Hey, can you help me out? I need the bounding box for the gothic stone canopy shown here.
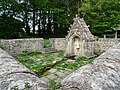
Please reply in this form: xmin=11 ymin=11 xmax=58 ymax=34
xmin=66 ymin=15 xmax=94 ymax=41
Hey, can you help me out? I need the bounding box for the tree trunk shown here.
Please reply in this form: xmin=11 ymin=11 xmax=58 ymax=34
xmin=33 ymin=6 xmax=35 ymax=36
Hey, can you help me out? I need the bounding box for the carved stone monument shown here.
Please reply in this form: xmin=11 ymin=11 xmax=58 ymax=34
xmin=65 ymin=15 xmax=94 ymax=57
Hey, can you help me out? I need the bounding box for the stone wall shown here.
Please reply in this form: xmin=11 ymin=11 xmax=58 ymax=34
xmin=0 ymin=38 xmax=120 ymax=57
xmin=50 ymin=38 xmax=67 ymax=51
xmin=50 ymin=38 xmax=120 ymax=57
xmin=0 ymin=48 xmax=49 ymax=90
xmin=95 ymin=38 xmax=119 ymax=52
xmin=84 ymin=39 xmax=120 ymax=57
xmin=0 ymin=38 xmax=43 ymax=56
xmin=61 ymin=43 xmax=120 ymax=90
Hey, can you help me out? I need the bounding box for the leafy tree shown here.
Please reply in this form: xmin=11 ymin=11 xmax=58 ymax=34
xmin=0 ymin=16 xmax=24 ymax=39
xmin=79 ymin=0 xmax=120 ymax=37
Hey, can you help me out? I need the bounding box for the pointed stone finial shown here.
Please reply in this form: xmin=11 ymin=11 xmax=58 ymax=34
xmin=76 ymin=14 xmax=78 ymax=17
xmin=73 ymin=18 xmax=76 ymax=20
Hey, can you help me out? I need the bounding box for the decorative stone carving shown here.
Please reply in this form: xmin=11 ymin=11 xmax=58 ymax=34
xmin=65 ymin=15 xmax=94 ymax=57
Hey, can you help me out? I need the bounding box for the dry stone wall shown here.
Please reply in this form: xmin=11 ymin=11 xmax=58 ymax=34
xmin=50 ymin=38 xmax=67 ymax=51
xmin=84 ymin=39 xmax=119 ymax=57
xmin=61 ymin=43 xmax=120 ymax=90
xmin=0 ymin=38 xmax=43 ymax=56
xmin=0 ymin=48 xmax=49 ymax=90
xmin=50 ymin=38 xmax=120 ymax=57
xmin=0 ymin=38 xmax=120 ymax=57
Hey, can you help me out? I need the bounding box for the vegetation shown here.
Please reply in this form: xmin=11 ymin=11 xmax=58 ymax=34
xmin=0 ymin=0 xmax=120 ymax=38
xmin=54 ymin=56 xmax=94 ymax=71
xmin=16 ymin=51 xmax=94 ymax=76
xmin=49 ymin=80 xmax=60 ymax=90
xmin=15 ymin=51 xmax=95 ymax=90
xmin=16 ymin=51 xmax=64 ymax=75
xmin=0 ymin=17 xmax=25 ymax=39
xmin=0 ymin=44 xmax=5 ymax=49
xmin=11 ymin=82 xmax=31 ymax=90
xmin=44 ymin=39 xmax=51 ymax=47
xmin=79 ymin=0 xmax=120 ymax=37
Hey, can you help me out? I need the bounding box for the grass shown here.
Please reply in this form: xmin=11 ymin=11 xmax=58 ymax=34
xmin=54 ymin=56 xmax=94 ymax=72
xmin=44 ymin=39 xmax=51 ymax=47
xmin=16 ymin=51 xmax=65 ymax=76
xmin=15 ymin=51 xmax=95 ymax=90
xmin=0 ymin=44 xmax=5 ymax=49
xmin=49 ymin=80 xmax=60 ymax=90
xmin=11 ymin=82 xmax=31 ymax=90
xmin=16 ymin=51 xmax=94 ymax=76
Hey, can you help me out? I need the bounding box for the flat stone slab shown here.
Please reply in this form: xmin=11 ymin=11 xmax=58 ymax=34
xmin=48 ymin=68 xmax=57 ymax=73
xmin=40 ymin=77 xmax=50 ymax=84
xmin=55 ymin=71 xmax=68 ymax=77
xmin=46 ymin=74 xmax=58 ymax=80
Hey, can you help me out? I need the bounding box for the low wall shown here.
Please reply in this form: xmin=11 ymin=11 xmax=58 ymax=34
xmin=50 ymin=38 xmax=120 ymax=57
xmin=84 ymin=39 xmax=119 ymax=56
xmin=0 ymin=48 xmax=49 ymax=90
xmin=0 ymin=38 xmax=43 ymax=56
xmin=61 ymin=43 xmax=120 ymax=90
xmin=0 ymin=38 xmax=120 ymax=57
xmin=95 ymin=38 xmax=120 ymax=52
xmin=50 ymin=38 xmax=67 ymax=51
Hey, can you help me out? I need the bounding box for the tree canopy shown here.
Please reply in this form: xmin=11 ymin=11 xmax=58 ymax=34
xmin=0 ymin=0 xmax=120 ymax=38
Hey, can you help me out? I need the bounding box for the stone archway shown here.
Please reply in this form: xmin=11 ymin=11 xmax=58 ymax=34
xmin=72 ymin=36 xmax=80 ymax=56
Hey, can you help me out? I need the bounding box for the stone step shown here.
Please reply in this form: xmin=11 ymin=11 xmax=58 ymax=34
xmin=43 ymin=47 xmax=57 ymax=53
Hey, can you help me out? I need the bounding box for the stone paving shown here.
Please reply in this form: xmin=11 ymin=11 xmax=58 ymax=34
xmin=16 ymin=51 xmax=94 ymax=89
xmin=39 ymin=59 xmax=75 ymax=86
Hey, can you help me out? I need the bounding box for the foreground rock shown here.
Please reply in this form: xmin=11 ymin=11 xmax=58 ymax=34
xmin=61 ymin=43 xmax=120 ymax=90
xmin=0 ymin=49 xmax=49 ymax=90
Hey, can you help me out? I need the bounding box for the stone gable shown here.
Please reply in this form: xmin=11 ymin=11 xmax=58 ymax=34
xmin=66 ymin=15 xmax=94 ymax=41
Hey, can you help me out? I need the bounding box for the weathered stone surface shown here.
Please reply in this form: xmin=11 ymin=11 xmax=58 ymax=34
xmin=0 ymin=38 xmax=43 ymax=56
xmin=61 ymin=43 xmax=120 ymax=90
xmin=0 ymin=38 xmax=120 ymax=58
xmin=0 ymin=48 xmax=49 ymax=90
xmin=46 ymin=74 xmax=58 ymax=80
xmin=50 ymin=38 xmax=67 ymax=51
xmin=65 ymin=15 xmax=94 ymax=57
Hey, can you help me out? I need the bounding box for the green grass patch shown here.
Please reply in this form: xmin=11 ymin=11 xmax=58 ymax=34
xmin=15 ymin=51 xmax=95 ymax=89
xmin=44 ymin=39 xmax=51 ymax=47
xmin=0 ymin=44 xmax=5 ymax=49
xmin=16 ymin=51 xmax=94 ymax=76
xmin=22 ymin=51 xmax=42 ymax=56
xmin=57 ymin=50 xmax=64 ymax=57
xmin=16 ymin=51 xmax=65 ymax=75
xmin=55 ymin=56 xmax=94 ymax=71
xmin=15 ymin=51 xmax=95 ymax=90
xmin=49 ymin=80 xmax=60 ymax=90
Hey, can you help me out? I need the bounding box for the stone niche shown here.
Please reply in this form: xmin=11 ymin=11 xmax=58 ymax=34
xmin=65 ymin=15 xmax=94 ymax=57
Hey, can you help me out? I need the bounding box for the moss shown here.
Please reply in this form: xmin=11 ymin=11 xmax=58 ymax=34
xmin=44 ymin=39 xmax=51 ymax=47
xmin=0 ymin=44 xmax=5 ymax=49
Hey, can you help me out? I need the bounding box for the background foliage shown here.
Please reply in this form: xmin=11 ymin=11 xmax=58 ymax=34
xmin=0 ymin=0 xmax=120 ymax=38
